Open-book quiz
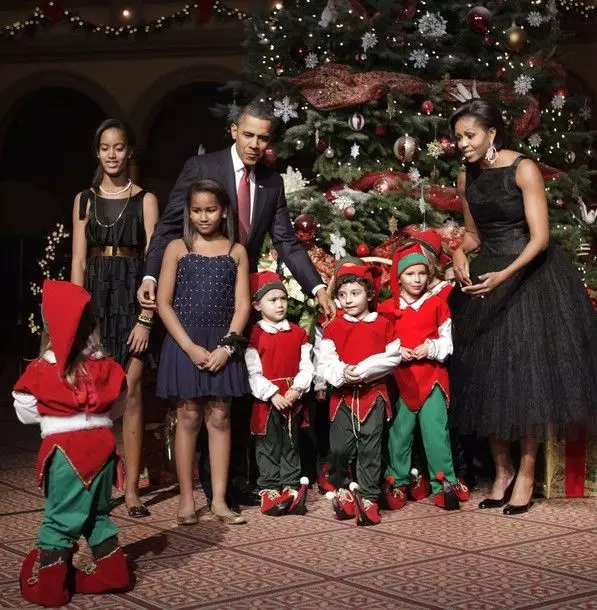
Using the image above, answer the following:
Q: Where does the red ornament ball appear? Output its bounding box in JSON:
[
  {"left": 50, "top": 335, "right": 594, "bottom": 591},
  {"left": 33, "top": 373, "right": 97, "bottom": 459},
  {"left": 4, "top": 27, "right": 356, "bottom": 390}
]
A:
[
  {"left": 316, "top": 137, "right": 329, "bottom": 152},
  {"left": 393, "top": 135, "right": 419, "bottom": 162},
  {"left": 356, "top": 243, "right": 370, "bottom": 257},
  {"left": 466, "top": 6, "right": 491, "bottom": 34},
  {"left": 263, "top": 145, "right": 279, "bottom": 166},
  {"left": 343, "top": 206, "right": 356, "bottom": 219},
  {"left": 483, "top": 33, "right": 493, "bottom": 45},
  {"left": 421, "top": 100, "right": 434, "bottom": 115},
  {"left": 375, "top": 125, "right": 387, "bottom": 136},
  {"left": 348, "top": 113, "right": 365, "bottom": 131},
  {"left": 439, "top": 136, "right": 456, "bottom": 157},
  {"left": 495, "top": 65, "right": 507, "bottom": 80},
  {"left": 293, "top": 214, "right": 318, "bottom": 242}
]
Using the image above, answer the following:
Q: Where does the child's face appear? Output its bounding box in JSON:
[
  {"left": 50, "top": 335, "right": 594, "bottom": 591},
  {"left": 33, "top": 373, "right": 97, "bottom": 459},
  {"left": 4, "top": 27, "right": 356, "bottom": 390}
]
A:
[
  {"left": 400, "top": 264, "right": 429, "bottom": 299},
  {"left": 253, "top": 288, "right": 288, "bottom": 323},
  {"left": 336, "top": 281, "right": 370, "bottom": 319},
  {"left": 97, "top": 127, "right": 130, "bottom": 179},
  {"left": 189, "top": 192, "right": 226, "bottom": 237}
]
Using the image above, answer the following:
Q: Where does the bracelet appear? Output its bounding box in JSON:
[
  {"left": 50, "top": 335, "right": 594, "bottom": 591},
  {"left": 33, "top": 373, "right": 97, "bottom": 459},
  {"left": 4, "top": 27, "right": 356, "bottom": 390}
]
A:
[
  {"left": 138, "top": 314, "right": 154, "bottom": 325},
  {"left": 218, "top": 345, "right": 234, "bottom": 357},
  {"left": 136, "top": 321, "right": 153, "bottom": 331}
]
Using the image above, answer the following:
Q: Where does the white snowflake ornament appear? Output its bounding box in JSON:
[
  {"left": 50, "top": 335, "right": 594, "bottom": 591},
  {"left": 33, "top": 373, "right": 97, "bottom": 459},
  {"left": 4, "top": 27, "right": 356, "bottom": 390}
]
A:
[
  {"left": 427, "top": 140, "right": 444, "bottom": 158},
  {"left": 227, "top": 101, "right": 240, "bottom": 123},
  {"left": 514, "top": 74, "right": 534, "bottom": 96},
  {"left": 580, "top": 100, "right": 592, "bottom": 121},
  {"left": 418, "top": 12, "right": 447, "bottom": 38},
  {"left": 329, "top": 233, "right": 347, "bottom": 259},
  {"left": 332, "top": 195, "right": 355, "bottom": 212},
  {"left": 528, "top": 133, "right": 542, "bottom": 149},
  {"left": 527, "top": 12, "right": 543, "bottom": 27},
  {"left": 361, "top": 31, "right": 378, "bottom": 52},
  {"left": 281, "top": 166, "right": 309, "bottom": 194},
  {"left": 551, "top": 93, "right": 566, "bottom": 110},
  {"left": 273, "top": 96, "right": 299, "bottom": 123},
  {"left": 350, "top": 143, "right": 360, "bottom": 159},
  {"left": 305, "top": 53, "right": 318, "bottom": 69},
  {"left": 408, "top": 167, "right": 421, "bottom": 184},
  {"left": 409, "top": 49, "right": 429, "bottom": 69}
]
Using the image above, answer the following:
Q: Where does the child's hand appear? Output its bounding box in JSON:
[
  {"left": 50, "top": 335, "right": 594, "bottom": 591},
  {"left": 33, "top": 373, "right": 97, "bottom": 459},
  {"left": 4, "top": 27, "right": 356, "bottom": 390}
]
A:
[
  {"left": 344, "top": 365, "right": 362, "bottom": 383},
  {"left": 412, "top": 343, "right": 430, "bottom": 360},
  {"left": 271, "top": 392, "right": 291, "bottom": 411},
  {"left": 315, "top": 390, "right": 327, "bottom": 401},
  {"left": 204, "top": 347, "right": 230, "bottom": 372},
  {"left": 127, "top": 324, "right": 149, "bottom": 355},
  {"left": 186, "top": 344, "right": 210, "bottom": 369},
  {"left": 284, "top": 388, "right": 302, "bottom": 405},
  {"left": 401, "top": 347, "right": 415, "bottom": 361}
]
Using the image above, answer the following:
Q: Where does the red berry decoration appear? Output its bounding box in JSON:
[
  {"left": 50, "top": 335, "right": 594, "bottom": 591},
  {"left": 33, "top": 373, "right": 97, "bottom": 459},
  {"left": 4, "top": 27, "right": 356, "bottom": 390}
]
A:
[
  {"left": 316, "top": 137, "right": 329, "bottom": 152},
  {"left": 421, "top": 100, "right": 434, "bottom": 115},
  {"left": 293, "top": 214, "right": 318, "bottom": 242},
  {"left": 343, "top": 206, "right": 356, "bottom": 219},
  {"left": 263, "top": 145, "right": 279, "bottom": 166},
  {"left": 466, "top": 6, "right": 491, "bottom": 34},
  {"left": 356, "top": 243, "right": 370, "bottom": 257}
]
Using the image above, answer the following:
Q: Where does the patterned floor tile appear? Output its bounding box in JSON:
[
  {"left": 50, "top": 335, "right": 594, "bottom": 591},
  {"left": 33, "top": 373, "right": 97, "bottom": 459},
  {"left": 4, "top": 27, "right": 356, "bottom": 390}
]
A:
[
  {"left": 346, "top": 554, "right": 597, "bottom": 609},
  {"left": 509, "top": 498, "right": 597, "bottom": 530},
  {"left": 0, "top": 486, "right": 43, "bottom": 514},
  {"left": 537, "top": 593, "right": 597, "bottom": 609}
]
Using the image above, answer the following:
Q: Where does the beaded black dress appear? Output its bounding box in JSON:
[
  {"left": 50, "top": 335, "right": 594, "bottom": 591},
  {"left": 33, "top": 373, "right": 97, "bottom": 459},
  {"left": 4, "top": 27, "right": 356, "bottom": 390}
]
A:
[
  {"left": 81, "top": 189, "right": 147, "bottom": 367},
  {"left": 449, "top": 156, "right": 597, "bottom": 441},
  {"left": 156, "top": 252, "right": 250, "bottom": 400}
]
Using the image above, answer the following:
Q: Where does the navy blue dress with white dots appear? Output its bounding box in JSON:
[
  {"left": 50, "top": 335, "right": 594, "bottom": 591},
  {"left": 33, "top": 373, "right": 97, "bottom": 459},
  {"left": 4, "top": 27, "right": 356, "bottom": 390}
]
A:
[{"left": 157, "top": 253, "right": 250, "bottom": 400}]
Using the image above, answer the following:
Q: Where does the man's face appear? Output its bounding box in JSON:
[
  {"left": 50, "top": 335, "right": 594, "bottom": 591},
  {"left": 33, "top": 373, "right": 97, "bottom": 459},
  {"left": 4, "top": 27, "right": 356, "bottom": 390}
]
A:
[{"left": 230, "top": 114, "right": 272, "bottom": 166}]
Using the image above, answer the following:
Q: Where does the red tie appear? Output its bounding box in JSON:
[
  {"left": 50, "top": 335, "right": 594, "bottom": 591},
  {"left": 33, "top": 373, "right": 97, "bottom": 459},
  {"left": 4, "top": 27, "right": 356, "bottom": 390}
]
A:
[{"left": 237, "top": 166, "right": 250, "bottom": 245}]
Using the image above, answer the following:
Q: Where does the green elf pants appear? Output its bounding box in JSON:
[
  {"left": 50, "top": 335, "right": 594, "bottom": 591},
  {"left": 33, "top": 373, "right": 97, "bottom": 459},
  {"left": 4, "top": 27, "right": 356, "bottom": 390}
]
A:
[
  {"left": 386, "top": 385, "right": 456, "bottom": 495},
  {"left": 38, "top": 449, "right": 119, "bottom": 550}
]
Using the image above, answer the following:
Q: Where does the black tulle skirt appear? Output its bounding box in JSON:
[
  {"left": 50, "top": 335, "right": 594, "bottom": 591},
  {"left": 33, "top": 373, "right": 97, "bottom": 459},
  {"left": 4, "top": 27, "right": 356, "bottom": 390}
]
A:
[
  {"left": 449, "top": 244, "right": 597, "bottom": 441},
  {"left": 157, "top": 326, "right": 250, "bottom": 401}
]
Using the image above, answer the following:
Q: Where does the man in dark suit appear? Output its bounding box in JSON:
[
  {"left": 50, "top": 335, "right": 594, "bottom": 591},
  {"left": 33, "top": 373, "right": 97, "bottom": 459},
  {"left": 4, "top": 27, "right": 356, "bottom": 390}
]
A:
[{"left": 138, "top": 101, "right": 335, "bottom": 507}]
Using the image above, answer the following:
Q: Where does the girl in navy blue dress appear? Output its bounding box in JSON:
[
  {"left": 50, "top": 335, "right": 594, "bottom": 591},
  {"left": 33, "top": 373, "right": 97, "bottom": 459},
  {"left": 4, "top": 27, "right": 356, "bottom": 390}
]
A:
[{"left": 157, "top": 180, "right": 251, "bottom": 525}]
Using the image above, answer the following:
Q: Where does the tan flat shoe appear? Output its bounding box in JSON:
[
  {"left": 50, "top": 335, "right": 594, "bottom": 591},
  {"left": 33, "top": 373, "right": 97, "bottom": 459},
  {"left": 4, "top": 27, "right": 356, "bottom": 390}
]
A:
[
  {"left": 176, "top": 512, "right": 198, "bottom": 526},
  {"left": 212, "top": 511, "right": 246, "bottom": 525}
]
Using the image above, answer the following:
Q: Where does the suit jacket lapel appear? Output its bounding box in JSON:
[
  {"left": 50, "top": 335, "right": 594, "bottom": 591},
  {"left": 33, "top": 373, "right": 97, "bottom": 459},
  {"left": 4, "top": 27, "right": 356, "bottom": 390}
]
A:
[
  {"left": 221, "top": 151, "right": 238, "bottom": 216},
  {"left": 248, "top": 165, "right": 266, "bottom": 245}
]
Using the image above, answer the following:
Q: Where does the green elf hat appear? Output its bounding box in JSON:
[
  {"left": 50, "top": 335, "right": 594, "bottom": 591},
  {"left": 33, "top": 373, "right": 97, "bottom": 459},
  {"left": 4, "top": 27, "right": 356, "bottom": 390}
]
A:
[{"left": 396, "top": 243, "right": 429, "bottom": 276}]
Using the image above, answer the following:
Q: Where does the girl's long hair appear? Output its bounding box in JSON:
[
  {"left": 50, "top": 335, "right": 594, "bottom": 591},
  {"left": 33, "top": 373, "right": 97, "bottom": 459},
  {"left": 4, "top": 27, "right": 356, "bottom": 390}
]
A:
[
  {"left": 38, "top": 304, "right": 105, "bottom": 386},
  {"left": 183, "top": 180, "right": 236, "bottom": 251},
  {"left": 91, "top": 118, "right": 135, "bottom": 190}
]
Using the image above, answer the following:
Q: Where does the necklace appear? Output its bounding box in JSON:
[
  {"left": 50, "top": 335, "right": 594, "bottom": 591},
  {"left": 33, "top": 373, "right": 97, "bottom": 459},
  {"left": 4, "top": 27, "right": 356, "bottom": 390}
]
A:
[
  {"left": 99, "top": 179, "right": 132, "bottom": 196},
  {"left": 92, "top": 186, "right": 132, "bottom": 229}
]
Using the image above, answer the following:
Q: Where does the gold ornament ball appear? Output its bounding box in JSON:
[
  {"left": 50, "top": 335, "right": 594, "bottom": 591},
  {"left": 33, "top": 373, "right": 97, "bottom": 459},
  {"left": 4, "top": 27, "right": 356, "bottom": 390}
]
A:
[
  {"left": 393, "top": 135, "right": 419, "bottom": 162},
  {"left": 295, "top": 138, "right": 305, "bottom": 150},
  {"left": 505, "top": 25, "right": 527, "bottom": 53},
  {"left": 324, "top": 146, "right": 335, "bottom": 159}
]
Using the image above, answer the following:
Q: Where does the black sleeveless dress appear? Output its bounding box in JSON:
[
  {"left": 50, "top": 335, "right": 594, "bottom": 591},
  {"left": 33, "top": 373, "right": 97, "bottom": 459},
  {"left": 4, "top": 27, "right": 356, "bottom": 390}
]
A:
[
  {"left": 449, "top": 156, "right": 597, "bottom": 441},
  {"left": 80, "top": 189, "right": 147, "bottom": 367}
]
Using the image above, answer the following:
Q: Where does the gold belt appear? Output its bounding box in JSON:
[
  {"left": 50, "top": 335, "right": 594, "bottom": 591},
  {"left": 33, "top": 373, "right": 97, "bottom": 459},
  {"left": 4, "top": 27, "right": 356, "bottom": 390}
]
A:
[{"left": 90, "top": 246, "right": 141, "bottom": 258}]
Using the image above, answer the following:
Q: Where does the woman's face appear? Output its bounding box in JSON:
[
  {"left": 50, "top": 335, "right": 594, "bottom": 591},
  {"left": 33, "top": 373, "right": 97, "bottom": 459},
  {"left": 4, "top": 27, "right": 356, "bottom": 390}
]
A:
[
  {"left": 453, "top": 116, "right": 496, "bottom": 164},
  {"left": 97, "top": 127, "right": 130, "bottom": 178}
]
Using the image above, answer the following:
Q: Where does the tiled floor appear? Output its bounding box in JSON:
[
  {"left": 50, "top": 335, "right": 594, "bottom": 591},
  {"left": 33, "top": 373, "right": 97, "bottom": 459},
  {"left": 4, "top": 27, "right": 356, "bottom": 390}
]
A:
[{"left": 2, "top": 406, "right": 597, "bottom": 609}]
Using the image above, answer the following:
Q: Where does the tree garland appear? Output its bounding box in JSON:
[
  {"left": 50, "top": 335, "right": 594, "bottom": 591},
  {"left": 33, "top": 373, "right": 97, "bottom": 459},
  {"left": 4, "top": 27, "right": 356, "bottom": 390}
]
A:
[{"left": 1, "top": 1, "right": 248, "bottom": 42}]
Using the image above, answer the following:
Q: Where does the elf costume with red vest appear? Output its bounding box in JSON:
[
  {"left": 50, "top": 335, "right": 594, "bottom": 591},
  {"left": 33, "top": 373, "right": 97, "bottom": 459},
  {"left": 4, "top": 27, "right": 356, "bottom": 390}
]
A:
[
  {"left": 13, "top": 280, "right": 130, "bottom": 607},
  {"left": 383, "top": 245, "right": 461, "bottom": 510},
  {"left": 245, "top": 271, "right": 314, "bottom": 516},
  {"left": 317, "top": 259, "right": 401, "bottom": 526}
]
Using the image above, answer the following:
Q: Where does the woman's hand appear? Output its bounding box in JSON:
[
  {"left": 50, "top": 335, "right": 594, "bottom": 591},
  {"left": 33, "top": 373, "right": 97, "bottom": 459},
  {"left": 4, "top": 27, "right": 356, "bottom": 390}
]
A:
[
  {"left": 461, "top": 271, "right": 506, "bottom": 298},
  {"left": 204, "top": 347, "right": 230, "bottom": 373},
  {"left": 271, "top": 392, "right": 291, "bottom": 411},
  {"left": 412, "top": 343, "right": 430, "bottom": 360},
  {"left": 127, "top": 324, "right": 150, "bottom": 355},
  {"left": 452, "top": 248, "right": 471, "bottom": 287},
  {"left": 186, "top": 344, "right": 210, "bottom": 369}
]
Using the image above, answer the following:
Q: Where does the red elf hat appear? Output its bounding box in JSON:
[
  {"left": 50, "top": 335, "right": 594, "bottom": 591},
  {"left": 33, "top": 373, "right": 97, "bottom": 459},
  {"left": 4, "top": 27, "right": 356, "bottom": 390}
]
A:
[{"left": 250, "top": 270, "right": 286, "bottom": 302}]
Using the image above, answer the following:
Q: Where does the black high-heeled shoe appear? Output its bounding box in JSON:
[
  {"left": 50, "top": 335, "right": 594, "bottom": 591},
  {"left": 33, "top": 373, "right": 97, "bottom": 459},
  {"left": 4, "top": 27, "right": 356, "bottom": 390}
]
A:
[
  {"left": 503, "top": 501, "right": 533, "bottom": 515},
  {"left": 478, "top": 477, "right": 515, "bottom": 509}
]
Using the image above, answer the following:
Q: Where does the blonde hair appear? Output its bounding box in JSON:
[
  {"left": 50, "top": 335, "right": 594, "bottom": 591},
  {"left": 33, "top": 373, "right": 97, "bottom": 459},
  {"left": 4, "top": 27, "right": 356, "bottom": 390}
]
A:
[{"left": 422, "top": 250, "right": 440, "bottom": 283}]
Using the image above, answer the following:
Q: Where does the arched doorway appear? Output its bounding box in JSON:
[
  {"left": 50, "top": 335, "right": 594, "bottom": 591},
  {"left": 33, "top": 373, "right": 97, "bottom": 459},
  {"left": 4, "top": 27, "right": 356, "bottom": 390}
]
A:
[
  {"left": 0, "top": 86, "right": 106, "bottom": 359},
  {"left": 141, "top": 81, "right": 231, "bottom": 207}
]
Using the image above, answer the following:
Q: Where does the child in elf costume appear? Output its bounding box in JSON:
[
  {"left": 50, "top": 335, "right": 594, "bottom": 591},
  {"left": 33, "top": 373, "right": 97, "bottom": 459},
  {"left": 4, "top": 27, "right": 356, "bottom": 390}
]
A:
[
  {"left": 317, "top": 258, "right": 401, "bottom": 525},
  {"left": 13, "top": 280, "right": 130, "bottom": 607},
  {"left": 245, "top": 271, "right": 314, "bottom": 516},
  {"left": 383, "top": 244, "right": 467, "bottom": 510}
]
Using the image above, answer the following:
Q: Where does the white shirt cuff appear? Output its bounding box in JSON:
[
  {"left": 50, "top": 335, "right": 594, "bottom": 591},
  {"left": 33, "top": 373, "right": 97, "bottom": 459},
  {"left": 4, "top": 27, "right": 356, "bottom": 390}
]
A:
[{"left": 143, "top": 275, "right": 157, "bottom": 284}]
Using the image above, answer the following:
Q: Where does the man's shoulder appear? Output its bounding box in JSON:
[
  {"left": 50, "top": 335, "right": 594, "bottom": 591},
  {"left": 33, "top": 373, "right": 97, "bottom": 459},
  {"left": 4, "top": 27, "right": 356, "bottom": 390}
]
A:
[{"left": 256, "top": 163, "right": 283, "bottom": 188}]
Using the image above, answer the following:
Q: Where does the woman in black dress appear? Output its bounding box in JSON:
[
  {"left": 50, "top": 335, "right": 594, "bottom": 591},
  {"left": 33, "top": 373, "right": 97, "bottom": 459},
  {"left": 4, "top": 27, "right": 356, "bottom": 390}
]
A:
[
  {"left": 448, "top": 100, "right": 597, "bottom": 514},
  {"left": 71, "top": 119, "right": 159, "bottom": 517}
]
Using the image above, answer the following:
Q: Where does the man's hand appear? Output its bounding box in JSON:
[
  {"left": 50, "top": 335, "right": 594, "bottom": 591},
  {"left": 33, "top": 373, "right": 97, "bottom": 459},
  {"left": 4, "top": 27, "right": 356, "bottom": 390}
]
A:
[
  {"left": 284, "top": 388, "right": 302, "bottom": 405},
  {"left": 137, "top": 278, "right": 157, "bottom": 310},
  {"left": 271, "top": 393, "right": 291, "bottom": 411},
  {"left": 316, "top": 287, "right": 336, "bottom": 323}
]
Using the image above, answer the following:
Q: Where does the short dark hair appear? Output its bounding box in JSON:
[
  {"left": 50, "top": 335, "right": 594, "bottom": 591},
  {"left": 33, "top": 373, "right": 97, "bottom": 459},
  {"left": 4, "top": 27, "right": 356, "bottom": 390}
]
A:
[
  {"left": 449, "top": 100, "right": 506, "bottom": 150},
  {"left": 333, "top": 275, "right": 375, "bottom": 302},
  {"left": 237, "top": 100, "right": 279, "bottom": 134},
  {"left": 183, "top": 180, "right": 236, "bottom": 250}
]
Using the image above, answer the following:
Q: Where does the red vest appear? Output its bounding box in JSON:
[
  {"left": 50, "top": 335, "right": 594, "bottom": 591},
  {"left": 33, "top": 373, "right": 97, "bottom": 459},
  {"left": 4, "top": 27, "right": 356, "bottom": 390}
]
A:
[
  {"left": 391, "top": 296, "right": 450, "bottom": 412},
  {"left": 323, "top": 315, "right": 394, "bottom": 422},
  {"left": 14, "top": 357, "right": 126, "bottom": 488},
  {"left": 248, "top": 323, "right": 308, "bottom": 435}
]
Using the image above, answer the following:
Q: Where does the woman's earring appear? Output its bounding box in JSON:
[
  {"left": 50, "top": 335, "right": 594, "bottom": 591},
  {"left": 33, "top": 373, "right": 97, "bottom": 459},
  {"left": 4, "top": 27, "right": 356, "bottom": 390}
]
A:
[{"left": 485, "top": 141, "right": 498, "bottom": 164}]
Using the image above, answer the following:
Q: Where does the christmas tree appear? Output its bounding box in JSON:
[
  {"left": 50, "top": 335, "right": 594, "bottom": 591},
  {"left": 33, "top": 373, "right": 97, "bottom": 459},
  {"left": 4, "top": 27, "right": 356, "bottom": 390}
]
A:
[{"left": 218, "top": 0, "right": 597, "bottom": 309}]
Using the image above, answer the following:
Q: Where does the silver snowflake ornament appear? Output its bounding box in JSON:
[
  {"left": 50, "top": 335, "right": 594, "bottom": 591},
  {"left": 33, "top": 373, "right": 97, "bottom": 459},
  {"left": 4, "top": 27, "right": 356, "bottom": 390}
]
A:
[
  {"left": 408, "top": 167, "right": 421, "bottom": 184},
  {"left": 427, "top": 140, "right": 444, "bottom": 158},
  {"left": 281, "top": 166, "right": 309, "bottom": 194},
  {"left": 227, "top": 101, "right": 240, "bottom": 123},
  {"left": 527, "top": 11, "right": 544, "bottom": 27},
  {"left": 514, "top": 74, "right": 534, "bottom": 96},
  {"left": 350, "top": 143, "right": 360, "bottom": 159},
  {"left": 329, "top": 233, "right": 347, "bottom": 259},
  {"left": 580, "top": 100, "right": 592, "bottom": 121},
  {"left": 418, "top": 12, "right": 447, "bottom": 38},
  {"left": 551, "top": 93, "right": 566, "bottom": 110},
  {"left": 361, "top": 31, "right": 378, "bottom": 52},
  {"left": 528, "top": 133, "right": 542, "bottom": 148},
  {"left": 409, "top": 49, "right": 429, "bottom": 69},
  {"left": 332, "top": 195, "right": 355, "bottom": 212},
  {"left": 273, "top": 96, "right": 299, "bottom": 123},
  {"left": 305, "top": 53, "right": 318, "bottom": 69}
]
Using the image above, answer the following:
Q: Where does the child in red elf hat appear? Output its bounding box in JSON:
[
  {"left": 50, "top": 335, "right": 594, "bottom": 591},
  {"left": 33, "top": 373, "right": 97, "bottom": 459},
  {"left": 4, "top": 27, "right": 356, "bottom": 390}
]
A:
[
  {"left": 383, "top": 244, "right": 465, "bottom": 511},
  {"left": 317, "top": 258, "right": 401, "bottom": 526},
  {"left": 13, "top": 280, "right": 130, "bottom": 607},
  {"left": 245, "top": 271, "right": 315, "bottom": 516}
]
